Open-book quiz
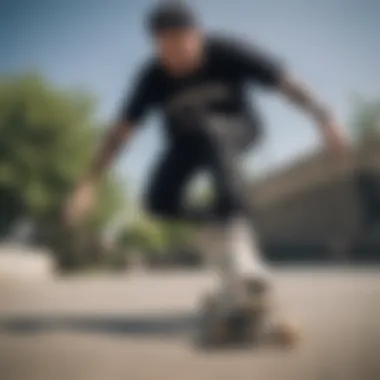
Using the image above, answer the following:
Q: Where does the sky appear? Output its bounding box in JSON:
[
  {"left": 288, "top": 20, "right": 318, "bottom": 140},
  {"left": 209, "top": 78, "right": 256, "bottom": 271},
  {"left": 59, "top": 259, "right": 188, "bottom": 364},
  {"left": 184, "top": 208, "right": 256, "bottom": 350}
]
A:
[{"left": 1, "top": 0, "right": 380, "bottom": 203}]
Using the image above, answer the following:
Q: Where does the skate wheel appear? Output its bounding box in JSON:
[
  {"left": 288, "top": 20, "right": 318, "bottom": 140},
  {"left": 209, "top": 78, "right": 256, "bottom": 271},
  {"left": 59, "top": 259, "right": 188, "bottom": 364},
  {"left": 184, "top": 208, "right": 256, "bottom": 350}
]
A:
[
  {"left": 201, "top": 292, "right": 217, "bottom": 309},
  {"left": 199, "top": 323, "right": 232, "bottom": 348},
  {"left": 271, "top": 321, "right": 301, "bottom": 348},
  {"left": 248, "top": 297, "right": 270, "bottom": 313},
  {"left": 197, "top": 293, "right": 229, "bottom": 348}
]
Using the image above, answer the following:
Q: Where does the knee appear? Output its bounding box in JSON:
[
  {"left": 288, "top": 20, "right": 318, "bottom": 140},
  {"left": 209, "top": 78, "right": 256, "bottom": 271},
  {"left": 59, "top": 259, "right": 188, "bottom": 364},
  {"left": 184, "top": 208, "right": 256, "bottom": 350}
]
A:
[{"left": 214, "top": 192, "right": 252, "bottom": 220}]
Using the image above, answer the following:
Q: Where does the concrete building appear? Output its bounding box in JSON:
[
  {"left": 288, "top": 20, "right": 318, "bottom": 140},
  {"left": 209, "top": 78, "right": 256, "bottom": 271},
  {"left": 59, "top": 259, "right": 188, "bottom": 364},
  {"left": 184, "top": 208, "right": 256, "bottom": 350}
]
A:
[{"left": 251, "top": 138, "right": 380, "bottom": 262}]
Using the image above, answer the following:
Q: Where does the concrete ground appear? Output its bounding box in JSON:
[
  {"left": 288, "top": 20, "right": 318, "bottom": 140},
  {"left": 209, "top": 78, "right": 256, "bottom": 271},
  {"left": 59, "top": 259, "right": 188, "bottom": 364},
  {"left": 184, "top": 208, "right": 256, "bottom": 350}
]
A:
[{"left": 1, "top": 268, "right": 380, "bottom": 380}]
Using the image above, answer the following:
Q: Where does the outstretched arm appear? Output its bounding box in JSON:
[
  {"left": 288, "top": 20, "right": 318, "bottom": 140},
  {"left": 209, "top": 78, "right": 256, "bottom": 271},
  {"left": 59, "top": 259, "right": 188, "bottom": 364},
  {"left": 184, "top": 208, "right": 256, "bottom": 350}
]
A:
[
  {"left": 220, "top": 36, "right": 349, "bottom": 155},
  {"left": 64, "top": 63, "right": 155, "bottom": 225},
  {"left": 63, "top": 121, "right": 134, "bottom": 226},
  {"left": 81, "top": 63, "right": 156, "bottom": 182},
  {"left": 278, "top": 74, "right": 349, "bottom": 156},
  {"left": 85, "top": 121, "right": 133, "bottom": 182}
]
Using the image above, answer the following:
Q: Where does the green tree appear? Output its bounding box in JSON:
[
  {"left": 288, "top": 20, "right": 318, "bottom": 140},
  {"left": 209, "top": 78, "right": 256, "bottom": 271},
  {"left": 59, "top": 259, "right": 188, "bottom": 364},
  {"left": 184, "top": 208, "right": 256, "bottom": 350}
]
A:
[
  {"left": 157, "top": 220, "right": 194, "bottom": 251},
  {"left": 349, "top": 96, "right": 380, "bottom": 145},
  {"left": 0, "top": 74, "right": 125, "bottom": 268},
  {"left": 117, "top": 218, "right": 167, "bottom": 254},
  {"left": 115, "top": 215, "right": 197, "bottom": 267}
]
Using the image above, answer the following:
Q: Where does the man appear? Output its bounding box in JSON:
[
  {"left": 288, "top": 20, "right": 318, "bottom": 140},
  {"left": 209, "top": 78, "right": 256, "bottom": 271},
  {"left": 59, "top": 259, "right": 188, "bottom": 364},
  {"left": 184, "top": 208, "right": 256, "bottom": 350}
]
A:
[{"left": 65, "top": 1, "right": 348, "bottom": 315}]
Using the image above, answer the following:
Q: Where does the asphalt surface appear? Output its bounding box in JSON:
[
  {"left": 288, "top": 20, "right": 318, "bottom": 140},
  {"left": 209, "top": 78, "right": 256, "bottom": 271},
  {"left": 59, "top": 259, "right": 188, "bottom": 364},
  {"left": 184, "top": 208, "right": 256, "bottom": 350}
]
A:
[{"left": 1, "top": 268, "right": 380, "bottom": 380}]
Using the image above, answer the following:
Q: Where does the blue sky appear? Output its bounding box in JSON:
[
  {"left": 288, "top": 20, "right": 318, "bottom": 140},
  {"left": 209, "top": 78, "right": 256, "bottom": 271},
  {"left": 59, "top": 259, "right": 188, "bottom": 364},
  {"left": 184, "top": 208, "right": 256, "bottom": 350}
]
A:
[{"left": 1, "top": 0, "right": 379, "bottom": 202}]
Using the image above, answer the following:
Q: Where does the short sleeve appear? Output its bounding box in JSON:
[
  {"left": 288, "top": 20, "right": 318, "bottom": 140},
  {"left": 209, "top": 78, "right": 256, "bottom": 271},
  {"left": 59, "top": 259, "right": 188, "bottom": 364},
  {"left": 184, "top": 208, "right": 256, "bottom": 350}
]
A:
[
  {"left": 118, "top": 63, "right": 157, "bottom": 125},
  {"left": 212, "top": 36, "right": 286, "bottom": 88}
]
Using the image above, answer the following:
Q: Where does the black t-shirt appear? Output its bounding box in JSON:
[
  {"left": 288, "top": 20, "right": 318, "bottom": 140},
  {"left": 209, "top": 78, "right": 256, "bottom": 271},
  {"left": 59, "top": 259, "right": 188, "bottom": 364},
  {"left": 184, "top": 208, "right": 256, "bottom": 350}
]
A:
[{"left": 119, "top": 34, "right": 285, "bottom": 147}]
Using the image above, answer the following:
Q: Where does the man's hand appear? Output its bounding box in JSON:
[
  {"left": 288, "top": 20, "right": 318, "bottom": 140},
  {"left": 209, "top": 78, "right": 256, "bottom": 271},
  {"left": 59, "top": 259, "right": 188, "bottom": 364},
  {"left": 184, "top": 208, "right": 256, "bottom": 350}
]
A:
[
  {"left": 64, "top": 179, "right": 96, "bottom": 227},
  {"left": 63, "top": 121, "right": 132, "bottom": 227},
  {"left": 320, "top": 119, "right": 350, "bottom": 159}
]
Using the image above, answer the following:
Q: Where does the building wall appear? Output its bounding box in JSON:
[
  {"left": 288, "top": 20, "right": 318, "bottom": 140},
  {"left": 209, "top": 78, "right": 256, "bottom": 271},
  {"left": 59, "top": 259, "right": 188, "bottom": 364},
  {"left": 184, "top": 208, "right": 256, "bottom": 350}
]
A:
[
  {"left": 257, "top": 176, "right": 361, "bottom": 243},
  {"left": 250, "top": 139, "right": 380, "bottom": 260}
]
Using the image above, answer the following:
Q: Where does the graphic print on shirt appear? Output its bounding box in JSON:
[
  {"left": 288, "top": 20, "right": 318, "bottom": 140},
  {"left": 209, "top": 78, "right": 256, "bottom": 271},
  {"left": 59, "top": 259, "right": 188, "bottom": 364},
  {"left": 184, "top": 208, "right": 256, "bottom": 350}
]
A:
[{"left": 163, "top": 82, "right": 233, "bottom": 131}]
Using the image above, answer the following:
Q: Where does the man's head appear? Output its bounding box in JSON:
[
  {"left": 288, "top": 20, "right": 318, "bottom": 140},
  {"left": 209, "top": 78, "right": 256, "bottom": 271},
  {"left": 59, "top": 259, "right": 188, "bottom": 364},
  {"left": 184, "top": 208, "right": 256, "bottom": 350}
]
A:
[{"left": 146, "top": 1, "right": 204, "bottom": 74}]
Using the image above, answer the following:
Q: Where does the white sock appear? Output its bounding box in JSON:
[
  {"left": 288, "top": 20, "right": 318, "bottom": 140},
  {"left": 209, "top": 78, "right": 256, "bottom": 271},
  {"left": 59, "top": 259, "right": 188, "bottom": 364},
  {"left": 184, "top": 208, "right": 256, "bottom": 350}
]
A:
[
  {"left": 200, "top": 217, "right": 270, "bottom": 314},
  {"left": 199, "top": 223, "right": 242, "bottom": 312},
  {"left": 225, "top": 216, "right": 269, "bottom": 281}
]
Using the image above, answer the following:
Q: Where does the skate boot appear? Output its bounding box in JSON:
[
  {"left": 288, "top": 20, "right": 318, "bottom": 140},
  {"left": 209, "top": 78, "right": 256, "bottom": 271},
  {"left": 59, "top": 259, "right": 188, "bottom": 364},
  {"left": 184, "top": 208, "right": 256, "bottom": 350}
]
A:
[
  {"left": 196, "top": 217, "right": 300, "bottom": 348},
  {"left": 228, "top": 276, "right": 271, "bottom": 344},
  {"left": 197, "top": 277, "right": 269, "bottom": 348},
  {"left": 197, "top": 276, "right": 300, "bottom": 349},
  {"left": 244, "top": 276, "right": 301, "bottom": 348}
]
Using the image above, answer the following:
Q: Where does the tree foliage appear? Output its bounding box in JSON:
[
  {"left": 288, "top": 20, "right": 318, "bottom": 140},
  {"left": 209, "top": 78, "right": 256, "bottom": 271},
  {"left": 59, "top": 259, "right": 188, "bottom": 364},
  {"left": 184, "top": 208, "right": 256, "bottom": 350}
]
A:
[
  {"left": 349, "top": 96, "right": 380, "bottom": 145},
  {"left": 116, "top": 216, "right": 196, "bottom": 263},
  {"left": 0, "top": 74, "right": 125, "bottom": 268}
]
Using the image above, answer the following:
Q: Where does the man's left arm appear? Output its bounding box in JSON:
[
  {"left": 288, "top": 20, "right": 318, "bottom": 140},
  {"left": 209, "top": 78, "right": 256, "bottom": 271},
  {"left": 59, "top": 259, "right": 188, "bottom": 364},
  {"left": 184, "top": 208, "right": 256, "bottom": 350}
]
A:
[
  {"left": 278, "top": 73, "right": 349, "bottom": 157},
  {"left": 224, "top": 37, "right": 349, "bottom": 156}
]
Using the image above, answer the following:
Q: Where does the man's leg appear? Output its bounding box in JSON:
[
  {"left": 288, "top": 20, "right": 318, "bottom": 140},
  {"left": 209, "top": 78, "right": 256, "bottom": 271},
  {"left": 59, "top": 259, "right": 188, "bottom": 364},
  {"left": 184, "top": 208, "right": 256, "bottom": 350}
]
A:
[
  {"left": 201, "top": 128, "right": 270, "bottom": 313},
  {"left": 144, "top": 143, "right": 204, "bottom": 221}
]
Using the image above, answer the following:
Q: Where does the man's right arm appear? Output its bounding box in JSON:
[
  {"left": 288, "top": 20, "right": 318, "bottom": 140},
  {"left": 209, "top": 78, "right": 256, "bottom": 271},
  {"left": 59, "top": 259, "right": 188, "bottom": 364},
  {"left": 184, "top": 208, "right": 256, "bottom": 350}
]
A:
[
  {"left": 64, "top": 64, "right": 156, "bottom": 225},
  {"left": 83, "top": 63, "right": 156, "bottom": 182},
  {"left": 84, "top": 121, "right": 134, "bottom": 182},
  {"left": 64, "top": 120, "right": 134, "bottom": 226}
]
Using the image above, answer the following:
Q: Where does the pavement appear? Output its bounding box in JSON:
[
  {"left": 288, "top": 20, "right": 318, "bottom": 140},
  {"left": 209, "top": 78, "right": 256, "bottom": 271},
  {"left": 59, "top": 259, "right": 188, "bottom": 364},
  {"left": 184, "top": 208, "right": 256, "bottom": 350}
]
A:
[{"left": 1, "top": 267, "right": 380, "bottom": 380}]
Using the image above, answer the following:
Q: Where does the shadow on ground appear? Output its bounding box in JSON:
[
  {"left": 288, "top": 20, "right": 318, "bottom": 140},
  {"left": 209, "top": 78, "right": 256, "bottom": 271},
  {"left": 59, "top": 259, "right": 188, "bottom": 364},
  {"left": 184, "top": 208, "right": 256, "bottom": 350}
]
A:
[{"left": 0, "top": 313, "right": 197, "bottom": 338}]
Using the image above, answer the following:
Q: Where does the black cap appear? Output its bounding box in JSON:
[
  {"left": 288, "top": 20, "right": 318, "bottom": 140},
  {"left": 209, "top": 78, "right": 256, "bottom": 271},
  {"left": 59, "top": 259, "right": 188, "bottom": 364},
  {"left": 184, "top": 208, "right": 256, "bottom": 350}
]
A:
[{"left": 146, "top": 1, "right": 198, "bottom": 36}]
